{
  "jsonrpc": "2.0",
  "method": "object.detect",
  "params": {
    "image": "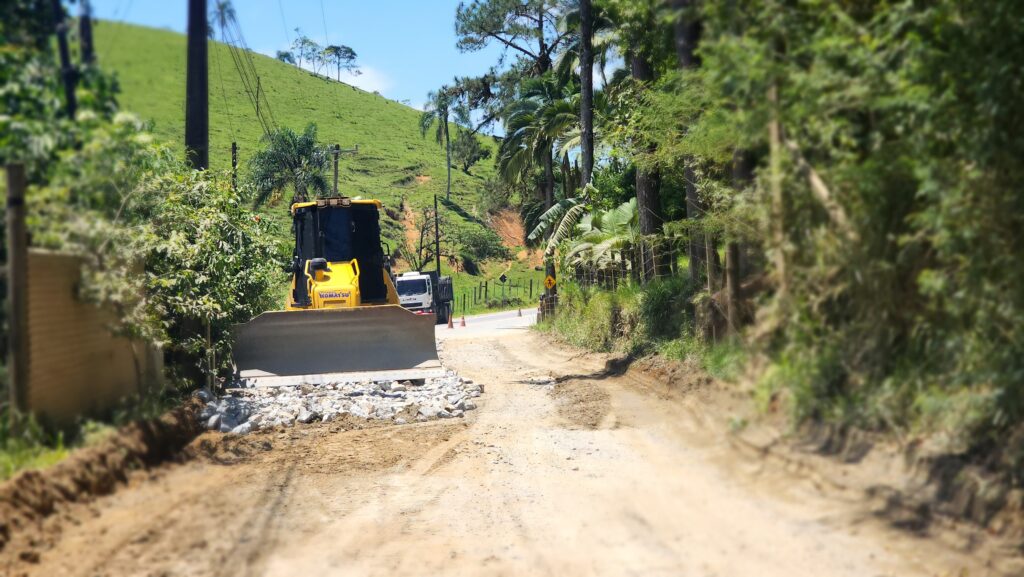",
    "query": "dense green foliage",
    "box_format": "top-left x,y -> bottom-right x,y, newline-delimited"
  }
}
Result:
463,0 -> 1024,470
0,7 -> 281,475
